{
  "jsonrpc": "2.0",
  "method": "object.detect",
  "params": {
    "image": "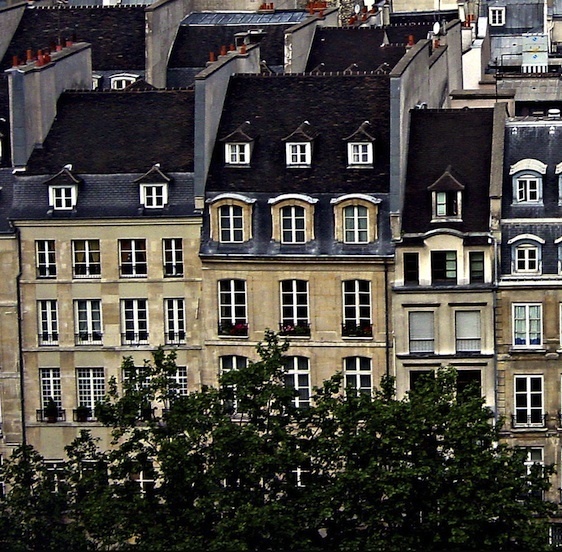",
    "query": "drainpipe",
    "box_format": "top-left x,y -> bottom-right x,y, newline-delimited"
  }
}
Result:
10,221 -> 26,446
384,259 -> 391,378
